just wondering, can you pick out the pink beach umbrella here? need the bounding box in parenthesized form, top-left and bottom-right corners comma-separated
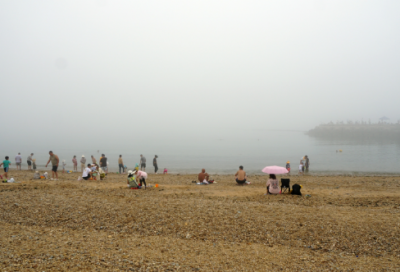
(261, 166, 288, 175)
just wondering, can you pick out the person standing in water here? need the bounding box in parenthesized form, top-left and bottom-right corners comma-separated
(118, 155, 124, 174)
(27, 153, 34, 170)
(305, 155, 310, 172)
(140, 154, 146, 171)
(72, 155, 77, 172)
(15, 153, 22, 170)
(45, 151, 59, 180)
(153, 155, 158, 174)
(286, 161, 291, 175)
(80, 155, 86, 172)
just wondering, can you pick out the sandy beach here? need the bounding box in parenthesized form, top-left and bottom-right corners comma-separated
(0, 170, 399, 271)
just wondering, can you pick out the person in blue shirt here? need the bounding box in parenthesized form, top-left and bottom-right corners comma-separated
(0, 156, 11, 179)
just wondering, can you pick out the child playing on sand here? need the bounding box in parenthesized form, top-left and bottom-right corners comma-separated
(0, 156, 11, 179)
(62, 160, 66, 173)
(137, 170, 147, 189)
(298, 162, 303, 175)
(163, 168, 168, 174)
(286, 161, 290, 174)
(127, 170, 139, 188)
(91, 164, 99, 180)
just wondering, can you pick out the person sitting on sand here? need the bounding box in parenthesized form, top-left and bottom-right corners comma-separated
(136, 170, 148, 189)
(235, 165, 248, 185)
(266, 174, 280, 195)
(33, 171, 41, 179)
(82, 164, 92, 180)
(198, 169, 210, 184)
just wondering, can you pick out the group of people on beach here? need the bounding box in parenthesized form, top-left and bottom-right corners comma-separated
(285, 155, 310, 175)
(195, 165, 301, 195)
(2, 152, 308, 195)
(1, 151, 163, 180)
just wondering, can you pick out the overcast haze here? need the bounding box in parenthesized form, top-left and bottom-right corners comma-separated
(1, 0, 400, 151)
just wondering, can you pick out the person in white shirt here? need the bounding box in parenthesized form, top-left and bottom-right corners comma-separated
(82, 164, 92, 180)
(15, 153, 22, 170)
(299, 163, 303, 175)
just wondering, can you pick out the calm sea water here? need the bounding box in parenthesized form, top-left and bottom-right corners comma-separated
(2, 130, 400, 175)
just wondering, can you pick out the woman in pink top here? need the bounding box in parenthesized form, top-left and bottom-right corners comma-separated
(136, 170, 148, 188)
(266, 174, 280, 194)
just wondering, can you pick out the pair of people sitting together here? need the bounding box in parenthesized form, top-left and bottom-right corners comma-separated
(127, 169, 147, 189)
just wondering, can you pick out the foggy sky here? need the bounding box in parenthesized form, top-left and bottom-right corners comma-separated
(1, 0, 400, 148)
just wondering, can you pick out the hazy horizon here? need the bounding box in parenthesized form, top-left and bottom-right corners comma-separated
(1, 0, 400, 149)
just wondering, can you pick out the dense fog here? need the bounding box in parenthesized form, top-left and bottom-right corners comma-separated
(1, 1, 400, 169)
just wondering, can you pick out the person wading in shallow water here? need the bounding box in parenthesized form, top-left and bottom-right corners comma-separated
(153, 155, 158, 174)
(305, 155, 310, 172)
(45, 151, 59, 180)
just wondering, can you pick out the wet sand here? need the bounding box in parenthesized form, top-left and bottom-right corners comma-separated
(0, 170, 399, 271)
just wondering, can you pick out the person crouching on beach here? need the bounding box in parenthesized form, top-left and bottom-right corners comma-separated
(286, 161, 291, 174)
(91, 164, 99, 180)
(235, 165, 248, 185)
(82, 164, 92, 180)
(266, 174, 280, 195)
(136, 170, 148, 189)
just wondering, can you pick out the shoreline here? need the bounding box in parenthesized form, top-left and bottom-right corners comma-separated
(3, 168, 400, 178)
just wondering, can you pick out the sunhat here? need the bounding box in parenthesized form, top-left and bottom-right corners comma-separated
(82, 155, 85, 157)
(287, 161, 290, 163)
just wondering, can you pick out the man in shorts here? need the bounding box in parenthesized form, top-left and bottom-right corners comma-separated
(45, 151, 59, 180)
(0, 156, 11, 179)
(27, 153, 34, 170)
(235, 165, 247, 185)
(100, 154, 108, 172)
(15, 153, 22, 170)
(140, 154, 146, 171)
